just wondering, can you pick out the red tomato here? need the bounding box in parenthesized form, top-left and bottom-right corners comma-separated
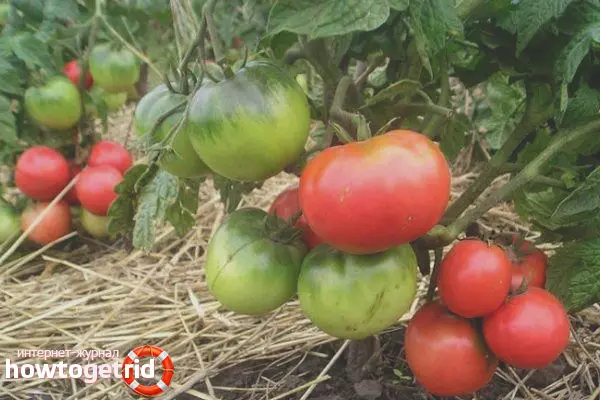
(15, 146, 71, 201)
(268, 186, 323, 250)
(405, 302, 498, 396)
(503, 235, 548, 290)
(299, 130, 450, 254)
(76, 165, 122, 216)
(21, 201, 72, 245)
(65, 163, 82, 205)
(483, 288, 570, 369)
(62, 60, 93, 89)
(88, 140, 133, 175)
(438, 239, 511, 318)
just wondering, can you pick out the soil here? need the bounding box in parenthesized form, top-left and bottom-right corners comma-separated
(181, 328, 577, 400)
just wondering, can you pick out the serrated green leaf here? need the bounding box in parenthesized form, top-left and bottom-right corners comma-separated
(388, 0, 409, 11)
(0, 95, 17, 145)
(44, 0, 80, 21)
(552, 167, 600, 222)
(0, 58, 24, 96)
(441, 113, 470, 162)
(267, 0, 390, 39)
(546, 237, 600, 312)
(133, 169, 179, 251)
(108, 164, 149, 236)
(561, 85, 600, 128)
(408, 0, 463, 76)
(555, 21, 600, 83)
(213, 174, 263, 214)
(11, 33, 56, 72)
(499, 0, 576, 55)
(513, 187, 573, 230)
(364, 79, 421, 107)
(166, 179, 202, 237)
(474, 72, 525, 149)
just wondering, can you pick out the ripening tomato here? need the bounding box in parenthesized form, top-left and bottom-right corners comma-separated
(89, 44, 140, 93)
(63, 60, 93, 89)
(80, 208, 109, 238)
(65, 163, 82, 205)
(405, 302, 498, 396)
(76, 165, 122, 216)
(268, 186, 323, 250)
(438, 239, 512, 318)
(88, 140, 132, 175)
(502, 235, 548, 290)
(0, 204, 20, 244)
(15, 146, 71, 201)
(21, 201, 72, 245)
(483, 288, 570, 369)
(24, 77, 82, 130)
(299, 130, 451, 254)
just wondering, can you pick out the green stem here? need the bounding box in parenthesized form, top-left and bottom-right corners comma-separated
(445, 116, 600, 239)
(329, 76, 357, 132)
(424, 54, 450, 137)
(283, 47, 307, 65)
(101, 16, 161, 77)
(354, 55, 386, 89)
(426, 247, 443, 301)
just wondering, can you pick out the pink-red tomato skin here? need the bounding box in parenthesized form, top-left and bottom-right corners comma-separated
(76, 165, 122, 216)
(15, 146, 70, 201)
(21, 201, 72, 245)
(506, 237, 548, 290)
(299, 130, 451, 254)
(483, 288, 570, 369)
(405, 302, 498, 396)
(438, 239, 512, 318)
(63, 60, 93, 89)
(88, 140, 132, 175)
(268, 186, 323, 250)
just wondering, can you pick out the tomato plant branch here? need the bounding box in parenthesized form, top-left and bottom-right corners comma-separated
(423, 55, 450, 138)
(446, 116, 600, 239)
(426, 247, 443, 301)
(100, 16, 161, 78)
(283, 46, 308, 65)
(329, 76, 360, 135)
(354, 55, 386, 89)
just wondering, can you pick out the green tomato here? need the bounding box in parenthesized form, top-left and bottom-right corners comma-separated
(298, 244, 418, 339)
(204, 208, 307, 315)
(80, 208, 109, 238)
(187, 61, 310, 181)
(135, 84, 211, 178)
(25, 77, 82, 130)
(90, 44, 140, 93)
(89, 87, 127, 114)
(0, 204, 20, 244)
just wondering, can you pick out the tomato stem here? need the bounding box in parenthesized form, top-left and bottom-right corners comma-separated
(423, 53, 450, 138)
(426, 247, 443, 301)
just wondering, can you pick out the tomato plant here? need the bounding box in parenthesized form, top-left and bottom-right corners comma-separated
(483, 288, 570, 369)
(76, 165, 122, 216)
(88, 140, 133, 175)
(268, 186, 323, 250)
(20, 201, 72, 246)
(297, 244, 417, 339)
(15, 146, 71, 201)
(300, 130, 450, 254)
(405, 302, 498, 396)
(204, 208, 306, 315)
(438, 239, 512, 318)
(187, 61, 310, 182)
(63, 60, 93, 90)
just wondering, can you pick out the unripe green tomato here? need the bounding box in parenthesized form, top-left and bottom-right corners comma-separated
(204, 208, 307, 315)
(25, 77, 82, 130)
(298, 244, 418, 339)
(0, 204, 20, 244)
(90, 44, 140, 93)
(80, 208, 109, 238)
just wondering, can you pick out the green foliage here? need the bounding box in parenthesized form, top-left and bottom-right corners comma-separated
(212, 174, 263, 214)
(552, 167, 600, 222)
(547, 237, 600, 312)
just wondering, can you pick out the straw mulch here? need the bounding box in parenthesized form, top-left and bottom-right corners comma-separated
(0, 107, 599, 400)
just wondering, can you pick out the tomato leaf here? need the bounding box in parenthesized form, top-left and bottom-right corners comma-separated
(44, 0, 81, 22)
(555, 22, 600, 83)
(0, 58, 24, 96)
(132, 169, 179, 252)
(267, 0, 390, 39)
(552, 167, 600, 222)
(513, 187, 573, 231)
(363, 79, 421, 108)
(107, 164, 149, 237)
(408, 0, 463, 76)
(561, 84, 600, 128)
(499, 0, 577, 55)
(0, 95, 17, 146)
(546, 237, 600, 312)
(166, 179, 202, 237)
(388, 0, 409, 11)
(213, 174, 263, 214)
(440, 113, 470, 162)
(11, 33, 56, 73)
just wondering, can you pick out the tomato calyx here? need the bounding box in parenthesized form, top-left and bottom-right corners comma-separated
(263, 212, 304, 245)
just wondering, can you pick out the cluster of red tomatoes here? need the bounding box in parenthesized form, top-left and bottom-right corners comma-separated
(405, 237, 569, 396)
(13, 140, 131, 245)
(205, 129, 452, 339)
